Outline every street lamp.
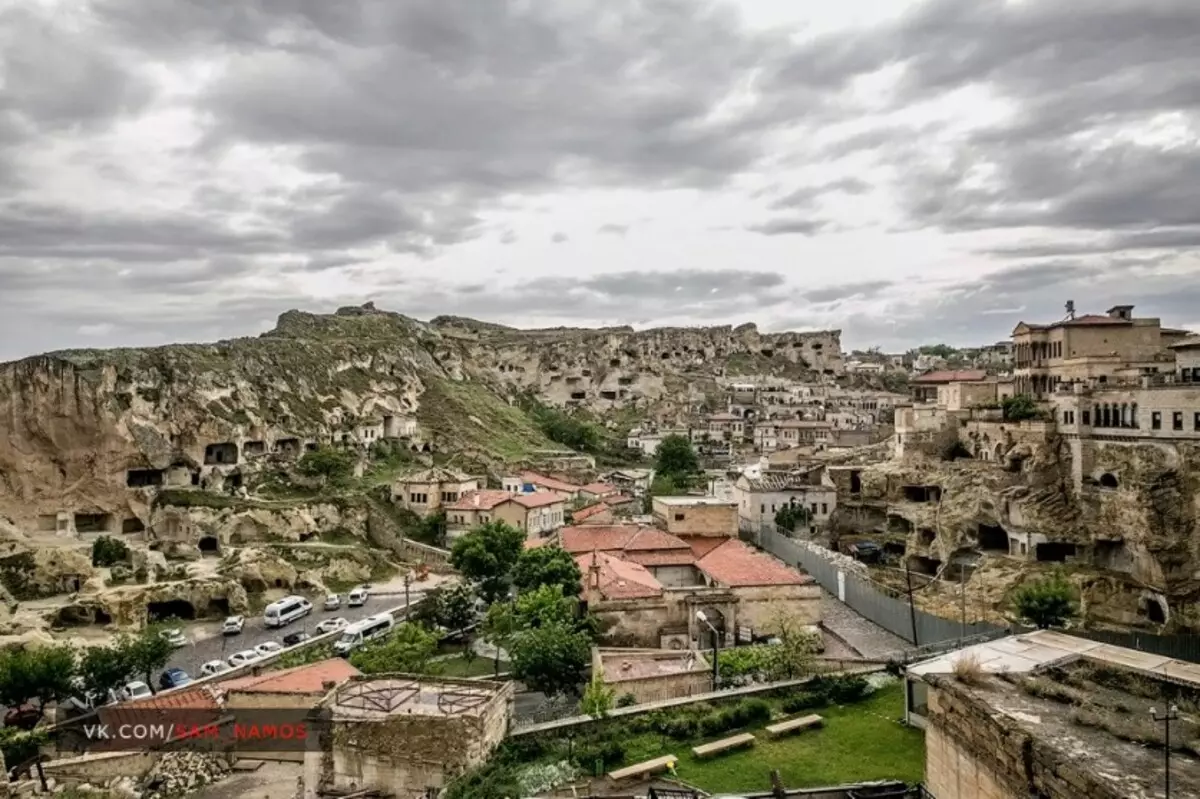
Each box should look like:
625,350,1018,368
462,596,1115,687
1151,705,1179,797
404,570,414,620
696,611,720,691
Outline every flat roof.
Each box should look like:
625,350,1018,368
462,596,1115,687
652,496,736,506
909,629,1200,687
329,677,503,721
599,650,709,683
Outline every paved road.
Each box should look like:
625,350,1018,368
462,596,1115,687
164,591,428,679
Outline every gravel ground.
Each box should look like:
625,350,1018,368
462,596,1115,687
820,591,911,659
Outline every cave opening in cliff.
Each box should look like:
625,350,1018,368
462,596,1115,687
1035,542,1076,562
1099,473,1119,489
121,517,145,534
977,524,1008,554
198,536,220,554
148,600,195,622
888,515,914,534
243,440,266,456
902,485,941,503
205,598,230,617
600,390,617,400
919,528,936,545
850,470,862,494
274,438,300,455
74,513,111,533
1145,597,1167,624
907,555,941,576
204,442,239,465
570,391,586,400
609,358,621,367
126,469,164,488
305,442,319,452
884,541,906,557
760,348,774,357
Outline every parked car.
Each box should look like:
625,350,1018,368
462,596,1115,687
282,631,311,647
254,641,284,657
347,586,369,607
227,650,262,668
161,628,187,648
316,617,349,634
199,660,232,678
848,541,882,564
123,681,153,701
323,593,341,611
222,615,245,635
158,668,192,690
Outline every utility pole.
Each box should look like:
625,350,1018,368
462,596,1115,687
904,559,919,647
959,567,967,643
1151,705,1178,797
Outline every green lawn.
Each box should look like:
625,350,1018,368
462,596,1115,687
625,683,924,793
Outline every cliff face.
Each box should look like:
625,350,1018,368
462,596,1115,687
0,304,842,538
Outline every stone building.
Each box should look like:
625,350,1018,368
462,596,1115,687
443,489,566,540
1011,304,1186,398
392,468,481,516
906,630,1200,799
909,370,988,404
305,675,513,799
593,647,711,702
732,467,837,534
547,524,821,648
650,496,737,536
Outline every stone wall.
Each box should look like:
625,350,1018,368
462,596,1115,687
734,583,823,632
651,500,738,536
924,677,1127,799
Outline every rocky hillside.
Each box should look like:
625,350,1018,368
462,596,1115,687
0,303,842,538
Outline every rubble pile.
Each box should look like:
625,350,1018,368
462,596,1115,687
138,752,231,799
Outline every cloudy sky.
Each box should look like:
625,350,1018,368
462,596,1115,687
2,0,1199,360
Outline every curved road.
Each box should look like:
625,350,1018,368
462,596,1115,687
164,590,427,678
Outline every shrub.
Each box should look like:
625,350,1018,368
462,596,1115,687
952,653,986,686
616,693,637,708
572,738,626,770
91,536,130,567
662,716,697,739
781,692,825,714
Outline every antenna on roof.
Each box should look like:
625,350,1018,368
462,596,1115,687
1064,300,1076,320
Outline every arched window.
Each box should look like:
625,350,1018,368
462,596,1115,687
1099,473,1119,489
1131,403,1139,428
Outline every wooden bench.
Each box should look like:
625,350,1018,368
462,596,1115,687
608,755,677,782
765,713,824,738
691,732,756,759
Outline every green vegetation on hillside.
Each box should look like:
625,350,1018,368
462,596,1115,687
417,377,557,462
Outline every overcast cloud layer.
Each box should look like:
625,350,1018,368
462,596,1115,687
1,0,1198,359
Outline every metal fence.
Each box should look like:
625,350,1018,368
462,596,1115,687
754,525,1003,647
753,523,1200,664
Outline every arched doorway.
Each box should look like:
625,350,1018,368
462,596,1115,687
198,536,220,554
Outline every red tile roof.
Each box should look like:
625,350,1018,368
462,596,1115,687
521,471,582,493
681,535,729,560
115,686,221,712
624,550,697,567
624,527,691,552
576,551,663,599
603,493,637,506
911,370,988,384
525,535,554,549
572,503,611,522
560,524,645,553
445,489,512,511
510,491,565,509
580,482,618,496
696,539,813,587
221,658,360,694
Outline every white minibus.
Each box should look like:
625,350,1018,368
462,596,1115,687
264,595,313,628
333,613,394,656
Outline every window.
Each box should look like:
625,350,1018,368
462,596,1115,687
674,513,685,521
1174,412,1184,431
1195,412,1200,432
409,492,428,504
1152,412,1162,430
821,503,828,514
760,504,765,514
810,503,817,514
1082,410,1090,425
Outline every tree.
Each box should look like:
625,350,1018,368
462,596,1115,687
1001,394,1039,422
350,622,439,674
1012,573,1077,629
123,627,174,691
91,536,130,567
654,434,699,481
427,583,477,633
511,546,582,597
450,521,526,603
79,644,133,705
509,622,591,696
297,446,356,486
774,504,811,533
0,645,78,720
579,670,616,719
415,509,448,547
918,344,956,358
762,612,819,679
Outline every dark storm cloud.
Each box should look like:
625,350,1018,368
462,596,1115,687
801,280,894,304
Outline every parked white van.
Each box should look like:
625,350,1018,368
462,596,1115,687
333,613,394,656
347,586,370,607
264,595,313,628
